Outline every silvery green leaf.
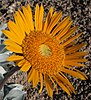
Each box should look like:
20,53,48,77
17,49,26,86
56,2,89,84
0,88,4,100
0,61,14,66
0,66,6,75
0,38,5,44
0,44,6,53
7,84,24,91
12,95,26,100
0,51,12,63
0,61,14,71
4,89,26,100
0,73,4,82
0,23,7,37
4,85,13,97
4,83,24,97
0,38,5,41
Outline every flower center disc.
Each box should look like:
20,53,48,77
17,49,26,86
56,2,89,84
39,44,52,57
22,31,64,75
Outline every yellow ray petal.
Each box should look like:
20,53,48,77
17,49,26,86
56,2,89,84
49,76,58,92
35,4,39,30
64,41,77,48
52,11,57,17
44,74,53,97
74,69,88,79
59,72,75,93
53,75,71,95
64,61,86,67
60,26,78,42
39,4,44,31
65,55,80,59
4,39,22,53
2,30,21,44
62,68,87,80
4,39,21,46
66,52,88,57
28,69,36,82
65,52,88,59
39,73,43,93
50,11,61,23
43,7,53,33
18,59,26,67
62,33,82,46
49,7,54,17
33,70,39,88
18,9,30,34
55,73,74,93
46,11,62,34
22,6,34,31
65,59,87,62
7,54,24,61
20,60,31,72
14,12,25,39
51,16,70,36
56,20,73,40
5,45,22,53
65,43,86,54
27,68,33,81
56,73,72,87
42,21,45,31
26,4,34,30
7,20,23,44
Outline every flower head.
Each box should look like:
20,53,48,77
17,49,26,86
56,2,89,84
2,4,88,97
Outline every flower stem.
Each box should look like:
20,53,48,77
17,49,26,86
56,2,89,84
0,66,20,90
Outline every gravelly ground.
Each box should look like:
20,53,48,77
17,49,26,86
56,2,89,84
0,0,91,100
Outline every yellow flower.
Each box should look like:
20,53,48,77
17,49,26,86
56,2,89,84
2,4,88,97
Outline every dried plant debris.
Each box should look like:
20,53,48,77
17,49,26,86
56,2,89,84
0,0,91,100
